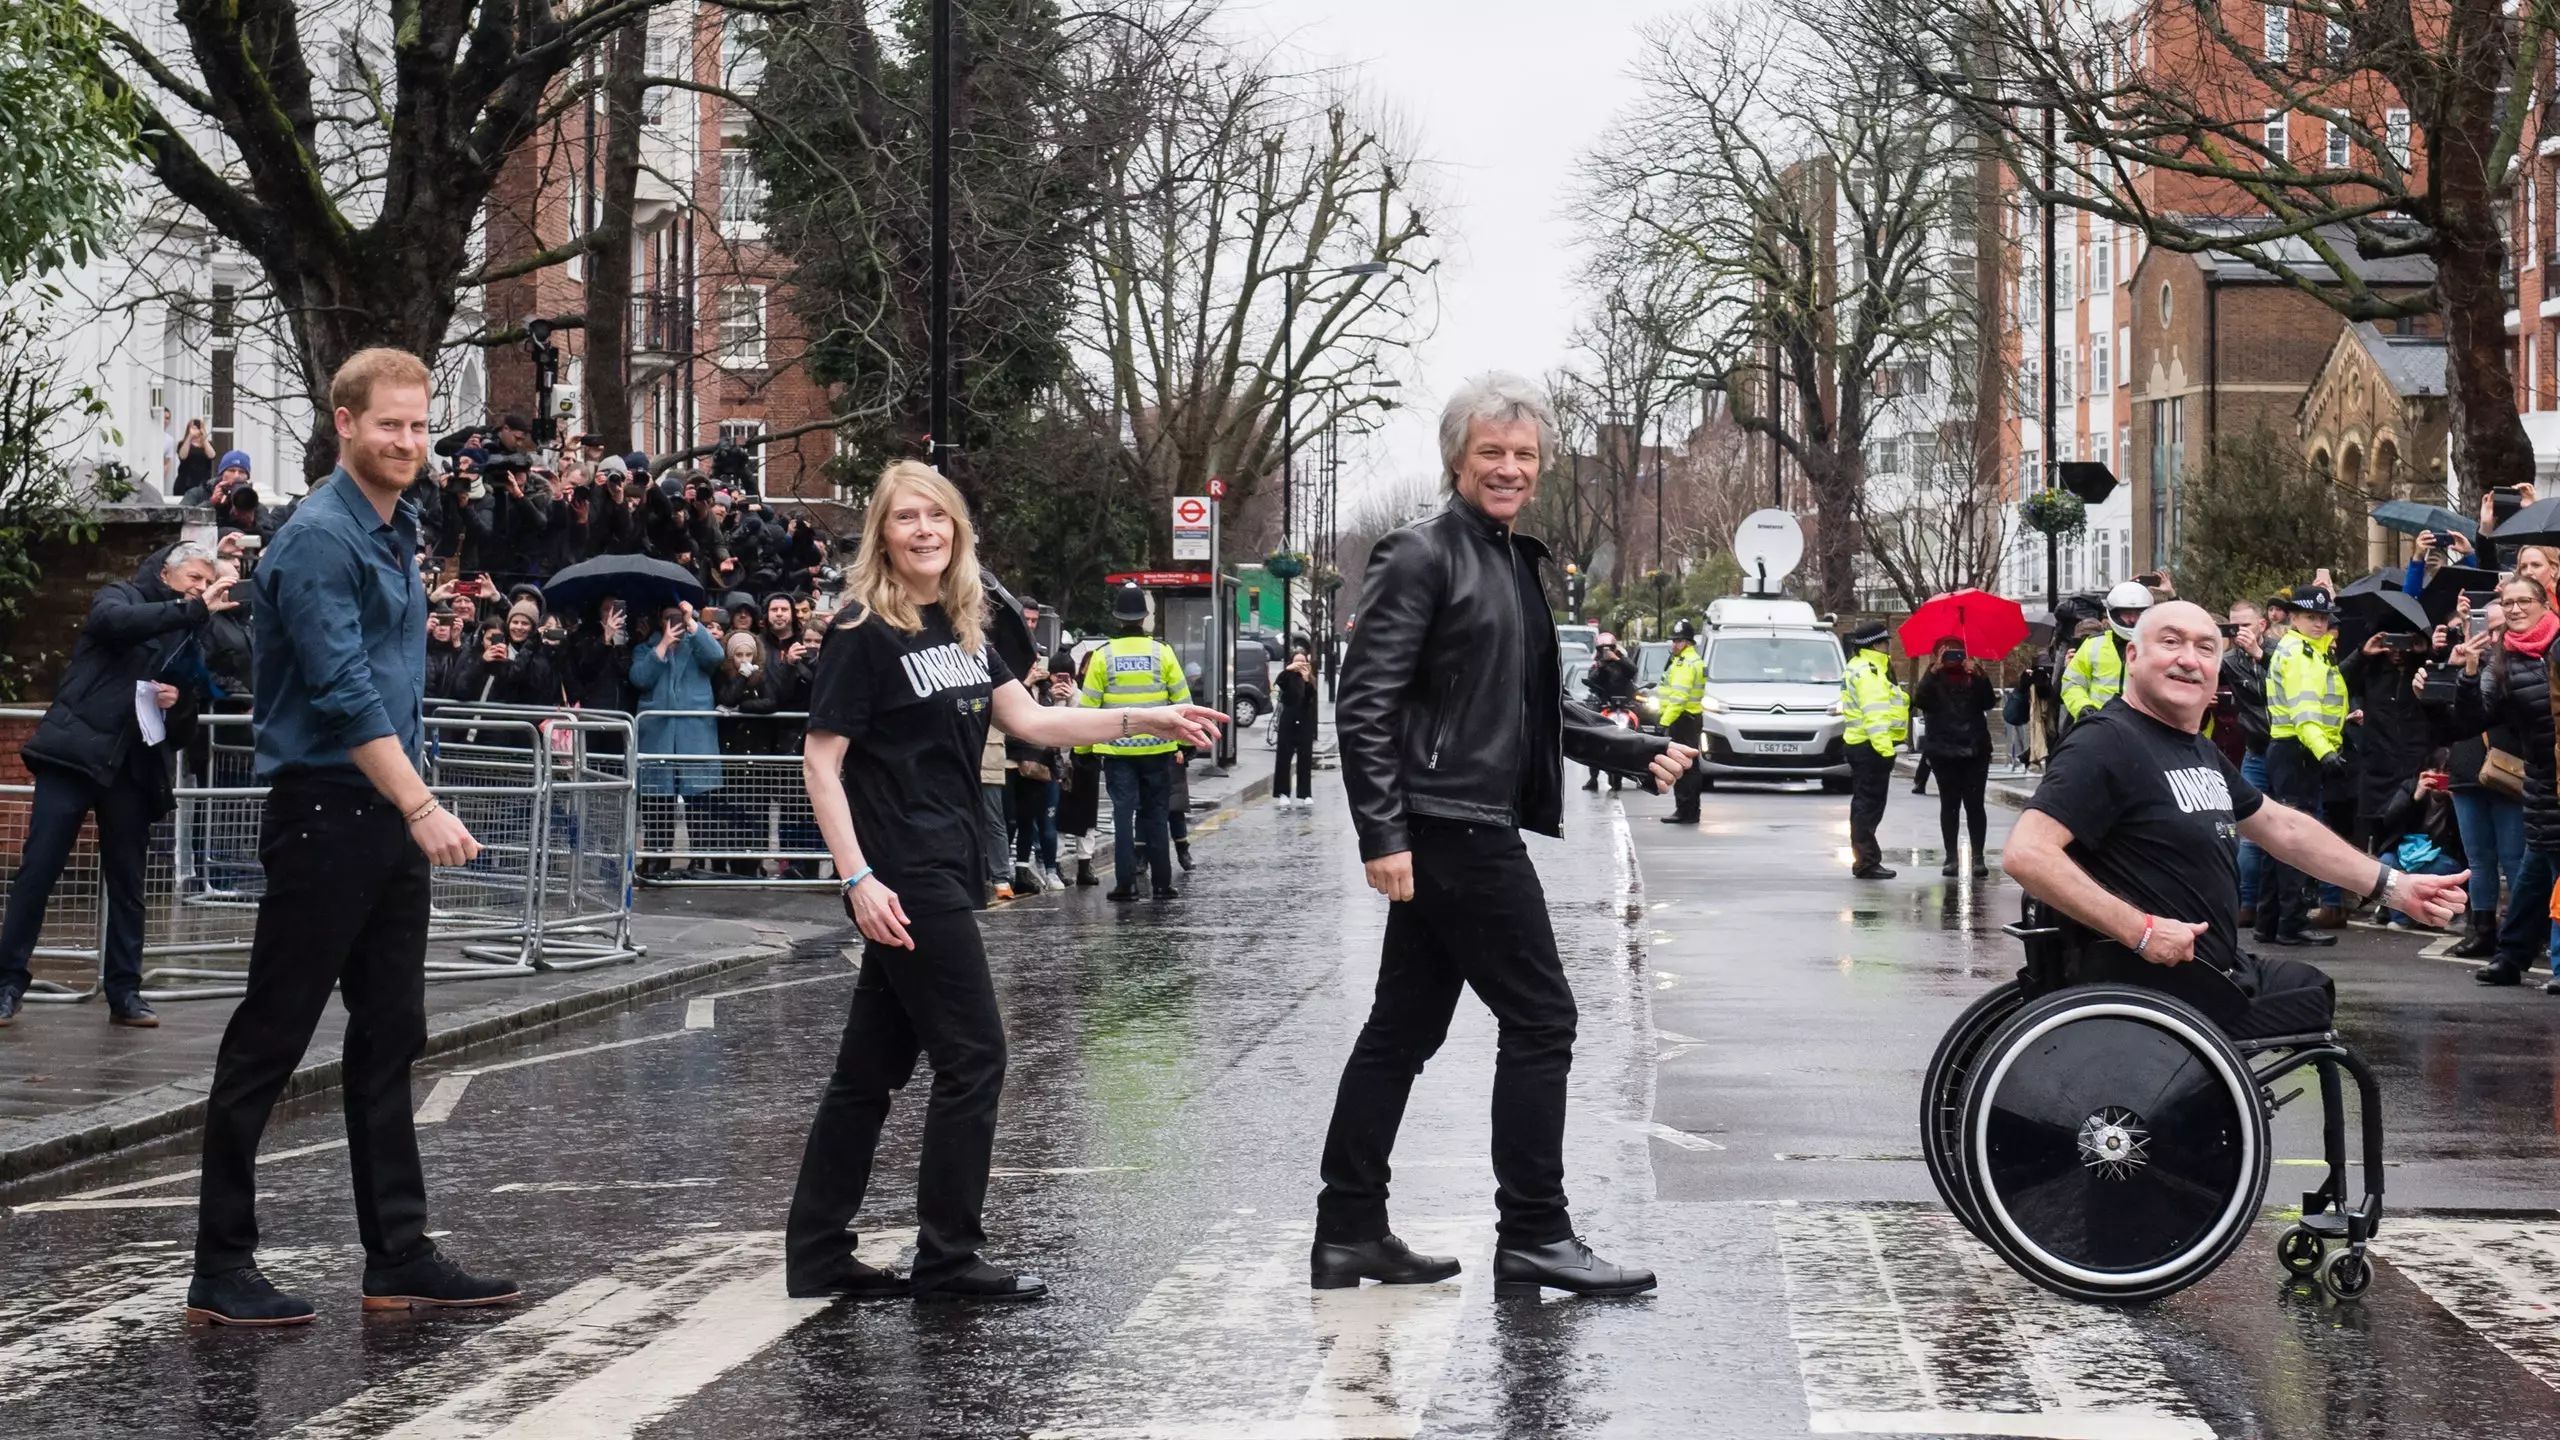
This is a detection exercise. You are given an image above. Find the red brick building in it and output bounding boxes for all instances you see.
[481,4,837,498]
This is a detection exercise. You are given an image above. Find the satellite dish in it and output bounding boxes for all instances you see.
[1733,510,1804,595]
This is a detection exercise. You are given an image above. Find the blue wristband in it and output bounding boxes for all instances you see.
[842,866,874,890]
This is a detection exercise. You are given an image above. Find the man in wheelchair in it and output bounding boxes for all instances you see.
[1929,600,2471,1303]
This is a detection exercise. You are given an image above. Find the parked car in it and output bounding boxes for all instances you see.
[1230,637,1274,728]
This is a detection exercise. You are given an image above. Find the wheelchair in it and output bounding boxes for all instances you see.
[1920,898,2386,1304]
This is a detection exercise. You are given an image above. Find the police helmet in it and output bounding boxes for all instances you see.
[1845,620,1891,651]
[1670,618,1699,643]
[2105,580,2155,642]
[1109,581,1149,624]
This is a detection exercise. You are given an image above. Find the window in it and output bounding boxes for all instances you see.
[2263,109,2289,163]
[2385,108,2411,167]
[642,26,676,125]
[2093,225,2112,289]
[2326,19,2349,62]
[722,14,766,94]
[2264,4,2288,62]
[2326,121,2351,170]
[2120,529,2133,582]
[2150,397,2185,565]
[2015,357,2040,413]
[719,285,767,367]
[2092,334,2111,394]
[209,283,237,455]
[2058,347,2076,406]
[2116,327,2130,389]
[2158,281,2174,326]
[2057,247,2076,307]
[717,421,766,491]
[719,149,765,233]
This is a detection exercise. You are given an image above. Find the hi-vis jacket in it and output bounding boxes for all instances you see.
[2059,634,2126,719]
[1077,634,1192,757]
[1655,645,1706,723]
[2267,628,2346,760]
[1839,646,1908,756]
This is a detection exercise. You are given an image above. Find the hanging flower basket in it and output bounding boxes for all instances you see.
[1315,567,1345,593]
[1263,550,1308,579]
[2018,489,2087,539]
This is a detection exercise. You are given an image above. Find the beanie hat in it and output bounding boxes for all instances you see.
[597,455,629,477]
[509,597,543,626]
[217,450,251,476]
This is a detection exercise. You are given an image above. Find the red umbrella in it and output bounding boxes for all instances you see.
[1898,588,2028,660]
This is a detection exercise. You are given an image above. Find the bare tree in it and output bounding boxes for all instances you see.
[1581,5,1978,613]
[1063,35,1436,561]
[1832,0,2548,497]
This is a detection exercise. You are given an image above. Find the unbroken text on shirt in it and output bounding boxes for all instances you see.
[2163,765,2234,816]
[900,642,991,699]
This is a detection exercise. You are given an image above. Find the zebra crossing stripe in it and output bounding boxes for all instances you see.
[279,1228,909,1440]
[2377,1218,2560,1391]
[1032,1216,1487,1440]
[0,1247,329,1405]
[1772,1207,2211,1439]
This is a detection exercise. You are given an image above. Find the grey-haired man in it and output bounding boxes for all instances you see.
[1315,372,1695,1297]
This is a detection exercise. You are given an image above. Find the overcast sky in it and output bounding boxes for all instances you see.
[1229,0,1686,513]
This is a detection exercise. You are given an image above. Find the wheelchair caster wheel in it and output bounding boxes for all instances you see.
[2317,1248,2373,1301]
[2275,1223,2325,1277]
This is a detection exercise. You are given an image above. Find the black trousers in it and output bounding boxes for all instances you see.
[1317,821,1577,1248]
[1103,752,1175,890]
[1273,713,1317,799]
[2259,740,2322,939]
[1848,747,1894,868]
[0,765,157,1001]
[1667,714,1705,819]
[1931,752,1989,860]
[787,908,1007,1290]
[196,777,434,1274]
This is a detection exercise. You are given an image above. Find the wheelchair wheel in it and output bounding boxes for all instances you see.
[1921,980,2026,1240]
[1961,985,2269,1303]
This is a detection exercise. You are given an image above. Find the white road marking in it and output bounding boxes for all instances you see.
[414,1074,474,1124]
[280,1229,910,1440]
[1032,1216,1487,1440]
[62,1137,349,1200]
[2377,1217,2560,1391]
[1624,1119,1725,1152]
[12,1194,264,1214]
[988,1166,1145,1177]
[683,996,716,1029]
[1773,1207,2211,1439]
[486,1178,720,1195]
[0,1246,327,1404]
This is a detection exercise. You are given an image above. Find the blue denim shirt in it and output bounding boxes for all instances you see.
[251,469,427,782]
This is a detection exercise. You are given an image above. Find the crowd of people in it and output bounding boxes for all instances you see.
[1986,489,2560,986]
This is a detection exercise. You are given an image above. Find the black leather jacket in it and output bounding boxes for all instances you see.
[1339,495,1669,860]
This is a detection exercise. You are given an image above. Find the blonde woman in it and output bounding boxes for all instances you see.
[787,460,1223,1304]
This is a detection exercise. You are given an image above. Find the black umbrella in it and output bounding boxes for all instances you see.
[2334,587,2431,659]
[2369,500,2478,544]
[2486,496,2560,552]
[541,554,708,618]
[2335,567,2401,600]
[2415,564,2498,624]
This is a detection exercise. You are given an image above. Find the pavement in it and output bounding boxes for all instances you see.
[4,740,2560,1436]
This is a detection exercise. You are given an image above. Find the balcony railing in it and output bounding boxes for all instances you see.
[631,294,687,354]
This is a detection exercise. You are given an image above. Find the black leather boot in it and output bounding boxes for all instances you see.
[1309,1234,1462,1289]
[1492,1237,1656,1297]
[2449,912,2499,960]
[1076,859,1098,887]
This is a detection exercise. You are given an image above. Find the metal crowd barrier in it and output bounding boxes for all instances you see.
[622,710,835,888]
[0,704,643,1003]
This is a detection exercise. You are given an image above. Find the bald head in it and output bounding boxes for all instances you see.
[2123,601,2224,731]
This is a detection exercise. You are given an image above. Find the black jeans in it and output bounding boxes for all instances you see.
[0,765,157,1002]
[1273,713,1317,799]
[1848,747,1894,867]
[1667,714,1705,819]
[1103,752,1175,890]
[2259,739,2322,939]
[1930,752,1989,861]
[196,777,434,1274]
[1317,820,1578,1248]
[786,908,1007,1290]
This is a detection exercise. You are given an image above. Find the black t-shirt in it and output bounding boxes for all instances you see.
[806,603,1015,915]
[2026,698,2265,971]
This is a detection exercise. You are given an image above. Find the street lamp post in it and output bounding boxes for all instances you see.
[2040,100,2058,611]
[1653,411,1666,629]
[928,0,953,468]
[1280,261,1389,640]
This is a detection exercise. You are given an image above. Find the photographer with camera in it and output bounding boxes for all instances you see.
[2344,622,2434,860]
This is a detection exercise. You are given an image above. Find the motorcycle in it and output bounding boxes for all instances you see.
[1584,693,1641,793]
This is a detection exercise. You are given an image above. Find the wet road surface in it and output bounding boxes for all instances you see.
[6,773,2560,1437]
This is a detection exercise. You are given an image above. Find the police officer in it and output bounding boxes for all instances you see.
[2256,582,2347,948]
[1840,620,1908,878]
[1078,582,1192,900]
[2059,581,2154,720]
[1656,619,1707,824]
